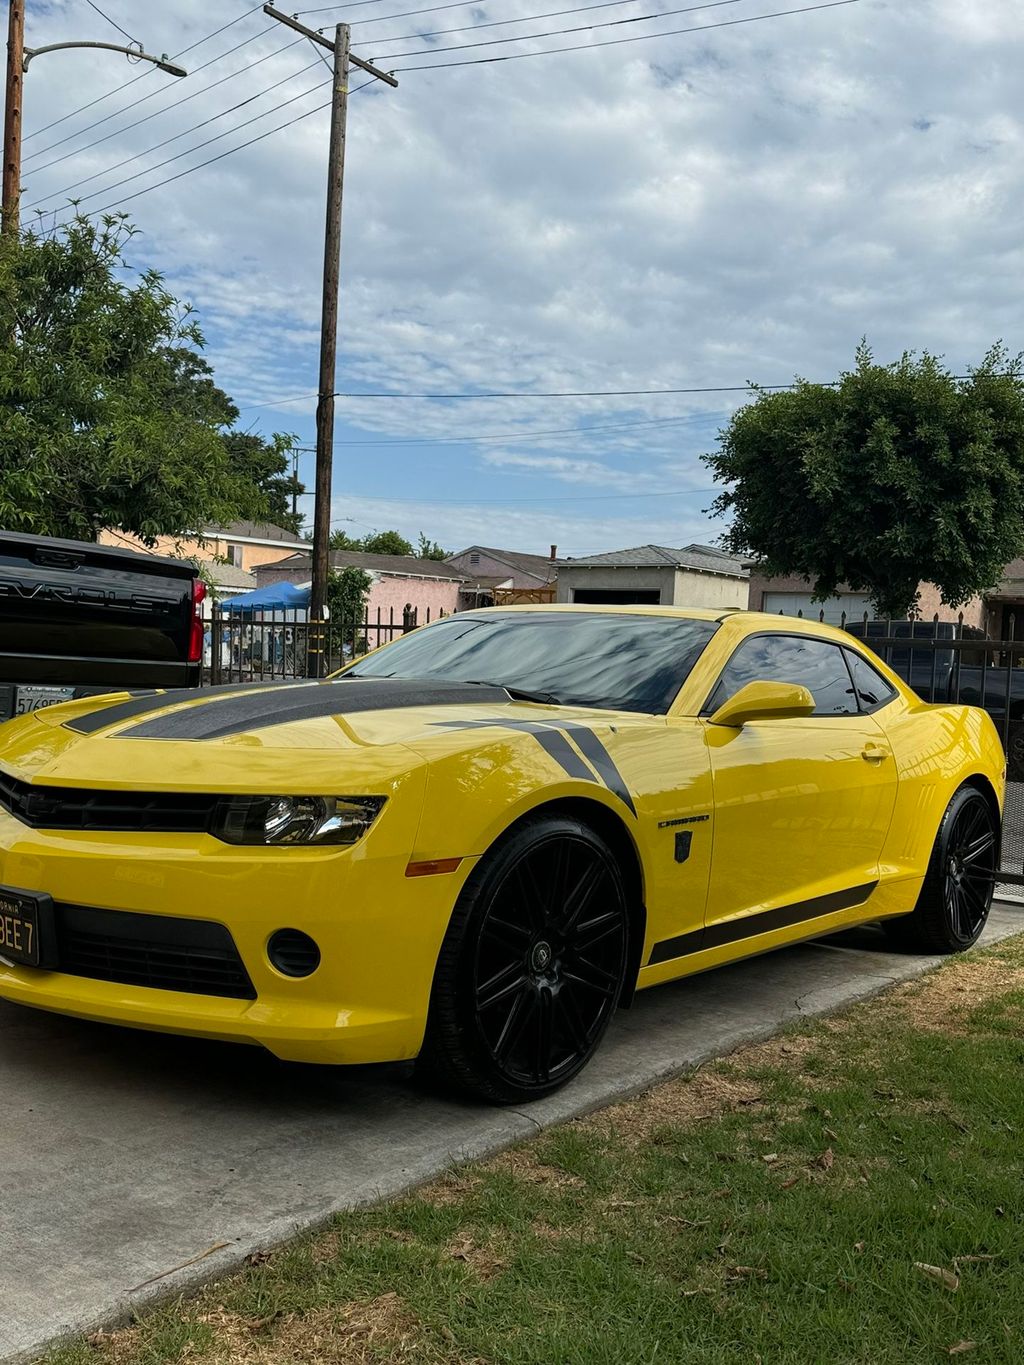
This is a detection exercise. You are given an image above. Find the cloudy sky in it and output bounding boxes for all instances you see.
[18,0,1024,555]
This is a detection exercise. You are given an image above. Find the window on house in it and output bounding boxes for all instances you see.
[226,544,240,567]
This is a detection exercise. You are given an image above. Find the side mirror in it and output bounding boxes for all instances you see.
[709,680,816,728]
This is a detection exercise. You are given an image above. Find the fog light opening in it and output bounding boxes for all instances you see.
[267,929,321,978]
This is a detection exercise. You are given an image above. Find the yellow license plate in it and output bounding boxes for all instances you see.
[0,890,42,967]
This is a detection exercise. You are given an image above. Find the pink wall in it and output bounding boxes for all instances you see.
[363,575,462,625]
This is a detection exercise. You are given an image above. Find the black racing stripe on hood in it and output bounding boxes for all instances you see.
[120,679,512,740]
[63,682,284,734]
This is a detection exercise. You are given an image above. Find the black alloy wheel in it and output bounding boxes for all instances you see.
[884,785,998,953]
[419,813,631,1103]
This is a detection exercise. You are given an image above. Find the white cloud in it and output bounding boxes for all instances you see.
[18,0,1024,553]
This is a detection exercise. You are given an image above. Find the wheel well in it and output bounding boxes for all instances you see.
[962,774,1001,829]
[514,797,647,1007]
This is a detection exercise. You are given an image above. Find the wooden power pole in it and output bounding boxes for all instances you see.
[3,0,24,236]
[263,6,397,676]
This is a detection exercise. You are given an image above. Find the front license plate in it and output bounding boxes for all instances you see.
[0,889,42,967]
[15,685,75,715]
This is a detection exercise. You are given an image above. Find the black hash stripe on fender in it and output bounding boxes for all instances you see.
[433,718,636,816]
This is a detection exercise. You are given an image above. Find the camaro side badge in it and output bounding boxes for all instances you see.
[433,719,638,817]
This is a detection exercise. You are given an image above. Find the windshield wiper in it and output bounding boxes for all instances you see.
[465,680,561,705]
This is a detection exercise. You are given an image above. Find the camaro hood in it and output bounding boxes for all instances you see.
[0,678,626,793]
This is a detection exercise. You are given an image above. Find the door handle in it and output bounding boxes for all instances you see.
[861,744,889,763]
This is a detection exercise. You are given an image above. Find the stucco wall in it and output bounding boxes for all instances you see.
[556,566,676,603]
[671,569,747,609]
[365,575,462,623]
[447,549,552,587]
[748,572,986,628]
[98,530,297,574]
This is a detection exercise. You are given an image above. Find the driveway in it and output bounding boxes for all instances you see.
[2,905,1021,1363]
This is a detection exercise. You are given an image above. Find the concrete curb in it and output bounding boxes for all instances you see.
[2,906,1021,1363]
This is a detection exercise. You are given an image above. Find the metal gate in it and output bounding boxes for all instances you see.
[792,612,1024,891]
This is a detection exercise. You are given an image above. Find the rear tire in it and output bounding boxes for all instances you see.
[883,785,997,953]
[418,813,631,1104]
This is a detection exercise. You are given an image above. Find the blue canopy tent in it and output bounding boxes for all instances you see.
[219,581,310,614]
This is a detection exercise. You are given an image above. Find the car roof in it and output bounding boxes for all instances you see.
[460,605,859,640]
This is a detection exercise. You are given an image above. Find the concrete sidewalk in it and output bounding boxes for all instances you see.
[2,905,1020,1363]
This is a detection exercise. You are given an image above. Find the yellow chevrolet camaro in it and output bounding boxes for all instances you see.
[0,606,1004,1102]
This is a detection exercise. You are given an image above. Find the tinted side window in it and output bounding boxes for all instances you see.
[844,649,897,710]
[707,635,857,716]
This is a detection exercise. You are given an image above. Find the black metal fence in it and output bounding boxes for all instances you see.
[204,604,444,685]
[203,601,1024,890]
[780,609,1024,890]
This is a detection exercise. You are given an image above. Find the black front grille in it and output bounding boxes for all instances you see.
[0,768,220,832]
[54,903,255,1000]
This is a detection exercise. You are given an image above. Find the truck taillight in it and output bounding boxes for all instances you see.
[188,578,207,663]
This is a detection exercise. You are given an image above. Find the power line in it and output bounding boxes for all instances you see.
[291,411,726,447]
[388,0,860,70]
[24,26,296,170]
[83,0,137,45]
[27,35,312,192]
[23,2,267,145]
[347,0,572,30]
[78,81,376,222]
[49,73,332,224]
[373,0,748,53]
[325,485,720,506]
[240,384,792,410]
[27,57,327,213]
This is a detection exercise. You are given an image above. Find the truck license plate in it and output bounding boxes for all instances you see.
[0,889,42,967]
[15,686,75,715]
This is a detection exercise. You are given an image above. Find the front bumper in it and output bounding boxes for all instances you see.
[0,804,474,1065]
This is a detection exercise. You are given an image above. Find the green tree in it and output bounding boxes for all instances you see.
[0,214,301,541]
[360,529,413,556]
[416,532,450,561]
[326,565,373,656]
[704,343,1024,618]
[327,528,415,556]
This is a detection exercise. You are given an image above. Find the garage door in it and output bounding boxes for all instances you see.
[572,589,662,605]
[761,592,874,625]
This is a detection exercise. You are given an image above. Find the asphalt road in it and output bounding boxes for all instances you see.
[2,906,1021,1364]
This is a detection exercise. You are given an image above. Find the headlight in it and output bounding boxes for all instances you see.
[210,796,386,846]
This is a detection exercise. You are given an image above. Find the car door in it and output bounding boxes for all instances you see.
[702,632,899,947]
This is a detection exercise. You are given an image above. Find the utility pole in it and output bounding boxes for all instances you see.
[263,6,397,676]
[3,0,24,236]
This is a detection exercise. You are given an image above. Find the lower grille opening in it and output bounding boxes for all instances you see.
[54,903,255,1000]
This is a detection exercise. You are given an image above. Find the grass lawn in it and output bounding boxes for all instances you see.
[54,936,1024,1365]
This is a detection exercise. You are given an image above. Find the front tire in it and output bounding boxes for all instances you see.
[884,784,998,953]
[418,813,631,1104]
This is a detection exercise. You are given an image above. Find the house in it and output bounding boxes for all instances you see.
[446,545,559,605]
[555,544,749,609]
[745,571,992,629]
[255,548,469,623]
[98,521,304,575]
[207,561,257,607]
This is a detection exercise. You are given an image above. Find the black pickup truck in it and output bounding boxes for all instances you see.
[0,531,205,722]
[845,618,1024,722]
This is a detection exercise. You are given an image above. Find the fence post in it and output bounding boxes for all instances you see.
[210,607,222,686]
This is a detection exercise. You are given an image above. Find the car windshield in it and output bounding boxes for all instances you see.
[343,611,719,714]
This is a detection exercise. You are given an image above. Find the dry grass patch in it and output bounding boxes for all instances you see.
[196,1297,430,1365]
[416,1170,482,1207]
[875,955,1024,1036]
[482,1146,585,1188]
[582,1067,765,1146]
[444,1230,507,1281]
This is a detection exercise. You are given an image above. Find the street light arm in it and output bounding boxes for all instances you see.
[22,41,187,77]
